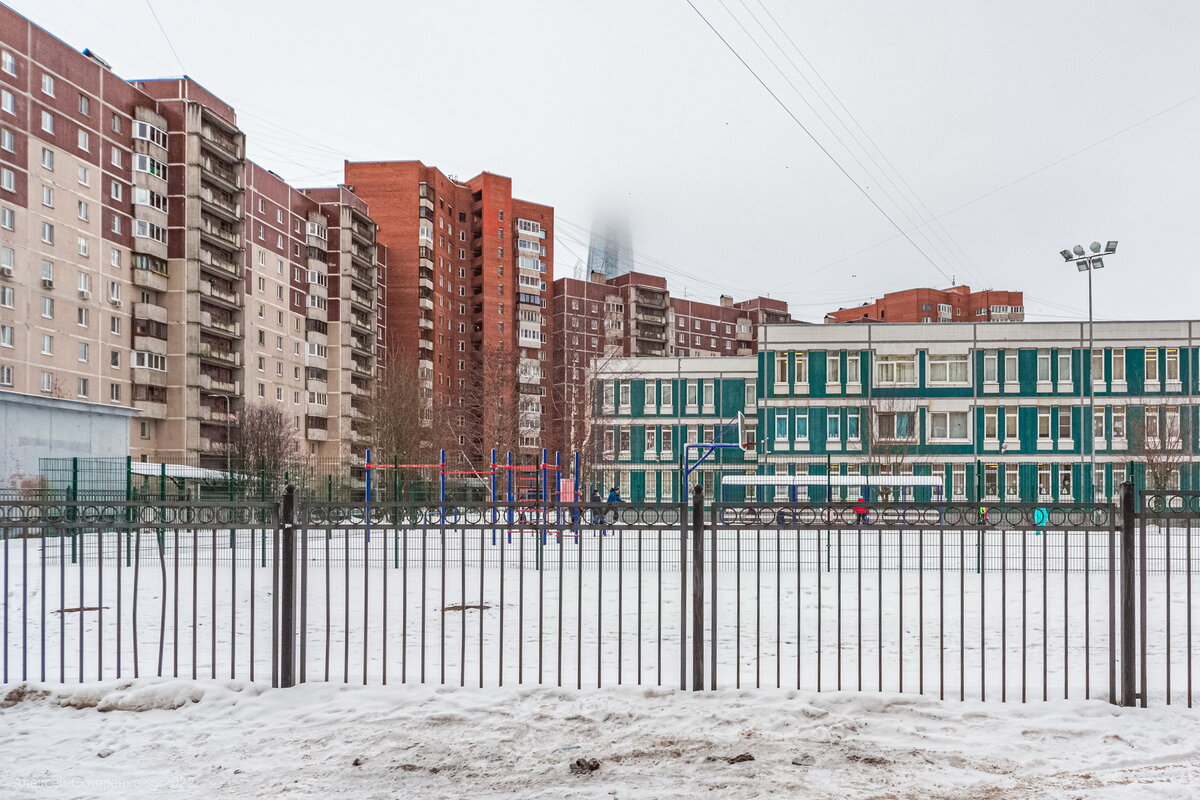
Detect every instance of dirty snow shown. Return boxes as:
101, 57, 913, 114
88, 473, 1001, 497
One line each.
2, 679, 1199, 799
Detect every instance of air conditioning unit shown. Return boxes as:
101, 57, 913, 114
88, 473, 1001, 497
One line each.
78, 289, 90, 299
0, 265, 11, 277
109, 298, 122, 307
41, 278, 53, 288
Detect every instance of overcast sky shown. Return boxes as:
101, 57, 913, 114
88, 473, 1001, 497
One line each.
17, 0, 1200, 322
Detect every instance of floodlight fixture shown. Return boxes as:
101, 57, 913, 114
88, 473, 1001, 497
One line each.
1105, 240, 1118, 254
1072, 244, 1086, 257
1090, 257, 1104, 269
1060, 249, 1074, 262
1090, 241, 1102, 254
1076, 259, 1090, 272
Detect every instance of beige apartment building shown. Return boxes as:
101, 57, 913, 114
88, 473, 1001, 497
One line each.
0, 8, 385, 475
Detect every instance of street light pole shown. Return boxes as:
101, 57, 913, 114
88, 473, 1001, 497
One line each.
1060, 241, 1117, 501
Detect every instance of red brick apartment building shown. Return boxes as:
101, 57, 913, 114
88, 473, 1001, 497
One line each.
343, 161, 553, 465
824, 285, 1024, 324
549, 270, 790, 453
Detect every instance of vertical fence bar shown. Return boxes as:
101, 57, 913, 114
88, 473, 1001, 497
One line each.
1120, 481, 1136, 706
691, 485, 704, 691
280, 486, 296, 688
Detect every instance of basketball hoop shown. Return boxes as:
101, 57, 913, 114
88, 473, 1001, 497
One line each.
736, 411, 758, 451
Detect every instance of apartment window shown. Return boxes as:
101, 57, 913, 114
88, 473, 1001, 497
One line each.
138, 420, 150, 439
1003, 352, 1018, 383
929, 411, 968, 440
1037, 350, 1051, 382
133, 220, 166, 244
0, 325, 10, 347
42, 185, 53, 207
41, 74, 55, 96
0, 246, 10, 270
78, 166, 89, 186
77, 236, 89, 256
847, 411, 861, 440
41, 297, 53, 318
132, 153, 166, 179
1112, 348, 1125, 382
132, 351, 166, 371
1092, 349, 1104, 383
877, 411, 914, 440
1113, 406, 1126, 440
0, 129, 10, 151
40, 372, 53, 393
0, 51, 12, 75
1166, 348, 1180, 381
1058, 408, 1072, 440
77, 307, 89, 327
77, 342, 89, 362
77, 200, 89, 221
75, 378, 87, 398
1037, 408, 1051, 440
1003, 408, 1017, 442
0, 168, 12, 191
109, 384, 120, 402
0, 207, 10, 230
78, 94, 90, 116
0, 286, 11, 308
846, 353, 860, 384
110, 316, 120, 334
41, 111, 54, 134
133, 187, 168, 212
774, 415, 788, 441
876, 356, 915, 385
774, 352, 788, 386
984, 408, 998, 439
795, 411, 809, 440
0, 365, 10, 386
110, 350, 120, 368
794, 352, 808, 383
1146, 349, 1159, 382
41, 222, 54, 244
0, 90, 12, 114
111, 181, 123, 201
108, 282, 121, 304
1058, 351, 1072, 384
827, 353, 840, 384
77, 130, 89, 152
827, 413, 841, 440
111, 148, 122, 168
40, 334, 53, 355
928, 354, 968, 384
111, 216, 122, 235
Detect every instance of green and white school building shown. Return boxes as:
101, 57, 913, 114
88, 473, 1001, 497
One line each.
591, 320, 1200, 503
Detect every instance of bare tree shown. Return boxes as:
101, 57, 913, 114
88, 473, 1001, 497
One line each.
863, 398, 920, 501
223, 401, 300, 476
1131, 405, 1189, 490
365, 345, 434, 468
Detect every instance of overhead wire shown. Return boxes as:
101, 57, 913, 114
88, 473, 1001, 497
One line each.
684, 0, 955, 285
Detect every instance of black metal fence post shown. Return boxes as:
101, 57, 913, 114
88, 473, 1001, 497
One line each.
280, 485, 297, 688
1120, 480, 1136, 706
692, 485, 705, 691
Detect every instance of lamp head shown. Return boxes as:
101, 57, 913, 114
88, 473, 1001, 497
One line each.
1072, 244, 1086, 257
1105, 240, 1118, 254
1060, 249, 1074, 262
1089, 241, 1102, 254
1090, 257, 1104, 269
1076, 259, 1090, 272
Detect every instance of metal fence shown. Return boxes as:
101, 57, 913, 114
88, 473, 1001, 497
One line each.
0, 487, 1194, 706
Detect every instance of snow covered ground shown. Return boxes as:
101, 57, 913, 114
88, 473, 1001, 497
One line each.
5, 527, 1197, 703
2, 679, 1199, 799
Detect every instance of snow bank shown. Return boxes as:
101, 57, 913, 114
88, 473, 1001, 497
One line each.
1, 680, 1198, 799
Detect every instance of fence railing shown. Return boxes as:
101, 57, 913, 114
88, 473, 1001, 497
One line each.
0, 486, 1195, 707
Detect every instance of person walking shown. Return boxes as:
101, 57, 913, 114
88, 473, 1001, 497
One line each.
854, 496, 868, 524
605, 486, 622, 525
589, 488, 604, 524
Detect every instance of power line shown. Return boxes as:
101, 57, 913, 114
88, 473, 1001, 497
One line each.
144, 0, 187, 76
684, 0, 954, 285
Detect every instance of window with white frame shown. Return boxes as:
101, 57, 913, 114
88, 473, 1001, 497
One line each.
1092, 349, 1104, 383
1058, 408, 1072, 441
876, 355, 915, 385
701, 380, 714, 411
618, 381, 630, 412
846, 411, 860, 441
929, 411, 968, 440
827, 412, 840, 440
1166, 348, 1180, 382
795, 411, 809, 440
1165, 406, 1182, 447
846, 353, 860, 385
984, 408, 998, 440
927, 354, 968, 384
1112, 349, 1125, 382
774, 414, 788, 441
1003, 352, 1018, 384
661, 381, 673, 411
1037, 350, 1051, 382
1038, 465, 1052, 497
686, 380, 698, 409
794, 352, 808, 384
826, 353, 840, 384
1145, 405, 1160, 442
1146, 349, 1159, 382
774, 352, 788, 387
1037, 408, 1052, 440
877, 411, 914, 440
1003, 408, 1018, 443
1113, 406, 1126, 441
1058, 351, 1072, 385
662, 427, 673, 456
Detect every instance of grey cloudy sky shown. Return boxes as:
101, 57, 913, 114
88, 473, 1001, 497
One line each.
19, 0, 1200, 322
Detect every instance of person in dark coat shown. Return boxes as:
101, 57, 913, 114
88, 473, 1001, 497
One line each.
604, 486, 622, 524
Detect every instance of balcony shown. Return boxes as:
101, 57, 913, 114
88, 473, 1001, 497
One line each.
200, 218, 241, 251
350, 241, 374, 265
132, 399, 167, 419
200, 280, 242, 308
201, 158, 241, 192
350, 313, 373, 333
199, 247, 240, 279
352, 336, 374, 354
133, 301, 168, 324
350, 219, 373, 244
132, 267, 168, 293
417, 337, 433, 351
635, 311, 667, 326
418, 316, 433, 330
200, 311, 240, 338
348, 265, 373, 288
200, 124, 240, 160
198, 341, 241, 366
518, 381, 541, 395
350, 289, 373, 309
351, 359, 372, 377
200, 185, 240, 220
203, 376, 239, 395
635, 292, 668, 308
635, 328, 666, 342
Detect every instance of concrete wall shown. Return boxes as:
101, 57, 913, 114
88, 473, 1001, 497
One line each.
0, 391, 136, 488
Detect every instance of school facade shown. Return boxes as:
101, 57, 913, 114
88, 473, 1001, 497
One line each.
590, 320, 1200, 503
